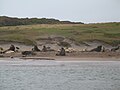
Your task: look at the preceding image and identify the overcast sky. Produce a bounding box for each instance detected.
[0,0,120,23]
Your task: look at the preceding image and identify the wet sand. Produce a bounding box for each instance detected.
[0,51,120,61]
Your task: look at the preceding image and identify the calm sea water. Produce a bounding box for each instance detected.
[0,58,120,90]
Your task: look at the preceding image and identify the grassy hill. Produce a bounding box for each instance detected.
[0,23,120,46]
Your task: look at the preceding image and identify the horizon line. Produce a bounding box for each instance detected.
[0,15,120,24]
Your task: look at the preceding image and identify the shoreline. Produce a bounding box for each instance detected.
[0,43,120,61]
[0,56,120,61]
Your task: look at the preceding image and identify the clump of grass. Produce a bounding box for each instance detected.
[0,23,120,46]
[104,33,120,38]
[109,40,120,46]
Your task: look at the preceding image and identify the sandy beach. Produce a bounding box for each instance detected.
[0,42,120,61]
[0,52,120,61]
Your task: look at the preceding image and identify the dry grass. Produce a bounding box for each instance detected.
[0,23,120,45]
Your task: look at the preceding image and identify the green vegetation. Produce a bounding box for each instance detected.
[0,22,120,46]
[0,16,83,26]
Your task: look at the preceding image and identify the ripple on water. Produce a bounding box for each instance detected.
[0,60,120,90]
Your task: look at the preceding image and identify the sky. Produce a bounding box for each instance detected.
[0,0,120,23]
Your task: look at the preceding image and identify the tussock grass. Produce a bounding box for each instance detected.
[0,23,120,46]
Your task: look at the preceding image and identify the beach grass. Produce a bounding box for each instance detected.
[0,23,120,45]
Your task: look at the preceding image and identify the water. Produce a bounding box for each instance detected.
[0,58,120,90]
